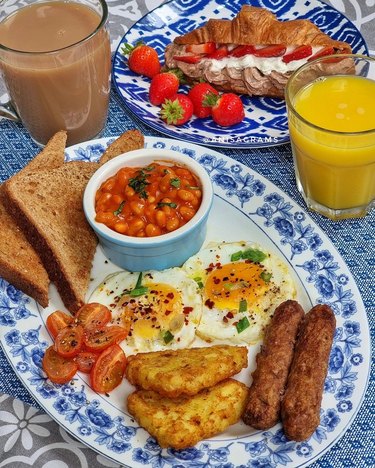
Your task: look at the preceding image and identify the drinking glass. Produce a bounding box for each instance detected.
[0,0,111,146]
[285,54,375,220]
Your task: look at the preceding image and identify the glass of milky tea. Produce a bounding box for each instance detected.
[0,0,111,146]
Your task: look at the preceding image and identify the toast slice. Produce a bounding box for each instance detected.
[0,131,67,307]
[2,130,144,313]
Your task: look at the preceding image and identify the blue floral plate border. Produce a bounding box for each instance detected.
[112,0,368,149]
[0,137,370,467]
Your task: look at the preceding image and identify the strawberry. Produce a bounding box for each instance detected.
[282,45,312,63]
[208,45,229,60]
[161,94,194,125]
[122,42,161,78]
[254,44,286,57]
[230,45,256,58]
[149,70,182,106]
[205,92,245,127]
[186,42,216,54]
[173,54,202,64]
[188,82,219,118]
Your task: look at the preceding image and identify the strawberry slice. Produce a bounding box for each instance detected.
[282,45,312,63]
[254,44,286,57]
[208,45,229,60]
[186,42,216,54]
[230,45,256,57]
[173,54,202,64]
[308,46,335,62]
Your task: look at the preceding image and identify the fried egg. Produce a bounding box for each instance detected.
[182,241,296,344]
[89,268,202,353]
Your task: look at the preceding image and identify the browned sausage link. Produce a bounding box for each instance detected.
[242,300,304,429]
[281,304,336,441]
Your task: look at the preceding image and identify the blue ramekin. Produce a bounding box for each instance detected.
[83,148,214,271]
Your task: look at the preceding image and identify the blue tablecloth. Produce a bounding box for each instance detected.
[0,1,374,467]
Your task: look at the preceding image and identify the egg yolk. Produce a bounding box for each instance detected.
[204,262,268,310]
[119,282,183,340]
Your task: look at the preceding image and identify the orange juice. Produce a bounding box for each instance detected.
[288,75,375,217]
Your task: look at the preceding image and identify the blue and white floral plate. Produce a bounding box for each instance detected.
[112,0,368,149]
[0,137,370,468]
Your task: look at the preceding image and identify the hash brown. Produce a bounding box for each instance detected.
[126,344,248,398]
[127,378,249,449]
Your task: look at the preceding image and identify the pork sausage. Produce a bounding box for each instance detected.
[281,304,336,441]
[242,300,304,429]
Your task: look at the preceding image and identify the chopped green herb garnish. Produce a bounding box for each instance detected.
[157,202,177,208]
[128,169,150,199]
[239,299,247,312]
[163,330,174,344]
[236,316,250,334]
[260,271,272,283]
[129,272,149,297]
[113,200,125,216]
[170,177,180,188]
[230,251,242,262]
[194,277,204,289]
[224,283,234,290]
[230,248,267,263]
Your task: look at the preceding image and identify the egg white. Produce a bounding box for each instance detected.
[182,241,296,344]
[89,268,202,353]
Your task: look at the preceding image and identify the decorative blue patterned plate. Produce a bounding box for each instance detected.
[112,0,368,149]
[0,137,370,467]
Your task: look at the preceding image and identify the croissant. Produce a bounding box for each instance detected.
[164,6,352,98]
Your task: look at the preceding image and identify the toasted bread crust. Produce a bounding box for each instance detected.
[0,131,67,307]
[2,130,144,313]
[174,6,351,52]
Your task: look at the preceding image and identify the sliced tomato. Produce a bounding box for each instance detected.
[230,45,256,57]
[75,351,99,374]
[208,45,229,60]
[173,54,202,64]
[91,344,127,393]
[308,46,335,62]
[46,310,73,338]
[83,325,129,352]
[42,346,78,384]
[254,44,286,57]
[75,302,112,331]
[54,324,84,358]
[282,45,312,63]
[186,42,216,54]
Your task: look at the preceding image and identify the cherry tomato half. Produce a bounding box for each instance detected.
[54,324,84,358]
[46,310,73,338]
[83,325,128,352]
[91,344,127,393]
[75,302,112,331]
[75,351,99,374]
[42,346,78,384]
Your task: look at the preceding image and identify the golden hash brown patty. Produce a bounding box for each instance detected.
[127,378,249,449]
[125,345,248,398]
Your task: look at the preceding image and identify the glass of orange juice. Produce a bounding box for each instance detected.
[285,54,375,220]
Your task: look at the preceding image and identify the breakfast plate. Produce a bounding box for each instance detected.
[112,0,368,149]
[0,136,370,467]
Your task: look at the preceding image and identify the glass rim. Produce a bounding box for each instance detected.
[0,0,108,55]
[285,53,375,137]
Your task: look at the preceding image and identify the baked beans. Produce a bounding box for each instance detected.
[95,162,202,237]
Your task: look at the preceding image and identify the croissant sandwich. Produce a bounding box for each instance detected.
[164,6,352,98]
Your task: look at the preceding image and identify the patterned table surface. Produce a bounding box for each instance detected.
[0,1,374,467]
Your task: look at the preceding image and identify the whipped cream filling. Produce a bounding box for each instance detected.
[201,46,323,75]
